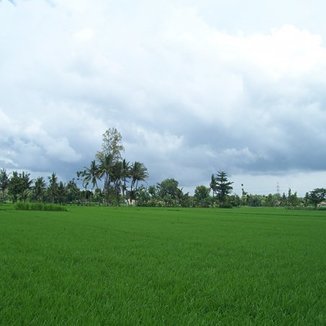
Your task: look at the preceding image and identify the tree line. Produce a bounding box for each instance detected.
[0,128,325,208]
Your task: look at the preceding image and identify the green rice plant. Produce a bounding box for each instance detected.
[0,207,326,325]
[14,202,67,211]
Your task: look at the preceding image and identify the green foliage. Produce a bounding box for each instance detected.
[129,161,148,200]
[210,171,233,207]
[0,169,9,201]
[65,179,81,203]
[308,188,326,208]
[32,177,46,202]
[246,194,263,207]
[1,127,324,209]
[286,188,301,207]
[77,160,99,190]
[8,171,32,202]
[157,178,184,206]
[98,128,124,161]
[194,185,211,207]
[14,202,67,211]
[47,172,59,203]
[0,207,326,325]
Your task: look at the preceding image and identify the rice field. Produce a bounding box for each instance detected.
[0,205,326,325]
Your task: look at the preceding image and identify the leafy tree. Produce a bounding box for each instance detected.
[304,192,310,207]
[47,173,59,203]
[121,159,131,199]
[0,169,9,201]
[179,192,193,207]
[280,193,287,206]
[157,178,183,206]
[287,188,300,207]
[308,188,326,208]
[32,177,46,202]
[93,188,104,204]
[97,128,124,162]
[110,160,124,204]
[8,171,32,202]
[148,185,158,198]
[129,161,148,202]
[57,181,66,204]
[228,194,241,207]
[65,179,80,203]
[264,193,280,207]
[78,160,99,191]
[134,185,151,206]
[96,153,114,203]
[210,174,217,200]
[210,171,233,207]
[194,185,211,207]
[95,128,124,204]
[247,194,263,207]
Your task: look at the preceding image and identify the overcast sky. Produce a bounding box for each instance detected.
[1,0,326,195]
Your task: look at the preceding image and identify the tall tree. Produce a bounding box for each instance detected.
[57,181,66,204]
[110,160,124,204]
[308,188,326,208]
[97,128,124,163]
[32,177,46,202]
[96,153,114,203]
[77,160,99,191]
[95,128,124,204]
[210,171,233,207]
[8,171,32,202]
[157,178,183,207]
[129,162,148,201]
[65,179,80,203]
[47,173,59,203]
[121,159,131,199]
[0,169,9,201]
[210,174,217,200]
[194,185,211,207]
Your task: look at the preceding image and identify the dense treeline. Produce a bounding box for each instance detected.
[0,129,325,208]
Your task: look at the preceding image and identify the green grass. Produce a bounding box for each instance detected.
[0,206,326,325]
[14,202,68,211]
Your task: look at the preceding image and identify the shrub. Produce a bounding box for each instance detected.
[15,202,67,211]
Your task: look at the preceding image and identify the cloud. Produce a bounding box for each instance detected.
[1,0,326,193]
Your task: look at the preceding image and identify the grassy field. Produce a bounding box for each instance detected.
[0,205,326,325]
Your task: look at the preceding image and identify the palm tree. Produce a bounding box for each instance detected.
[96,153,114,203]
[33,177,46,202]
[110,160,124,204]
[129,162,148,202]
[210,174,217,199]
[77,160,99,191]
[48,173,59,203]
[121,159,131,200]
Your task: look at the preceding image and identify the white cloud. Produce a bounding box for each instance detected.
[1,0,326,193]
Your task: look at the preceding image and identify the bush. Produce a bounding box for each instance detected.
[15,202,67,212]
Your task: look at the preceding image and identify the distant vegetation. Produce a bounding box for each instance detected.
[14,202,67,211]
[0,128,325,208]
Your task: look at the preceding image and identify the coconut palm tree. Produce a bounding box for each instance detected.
[121,159,131,200]
[129,162,148,202]
[96,153,114,203]
[78,160,99,191]
[47,173,59,203]
[33,177,46,202]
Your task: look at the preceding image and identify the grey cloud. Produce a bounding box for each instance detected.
[1,0,326,193]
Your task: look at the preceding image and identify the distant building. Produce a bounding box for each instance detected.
[318,201,326,208]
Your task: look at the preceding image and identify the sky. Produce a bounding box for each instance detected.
[1,0,326,195]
